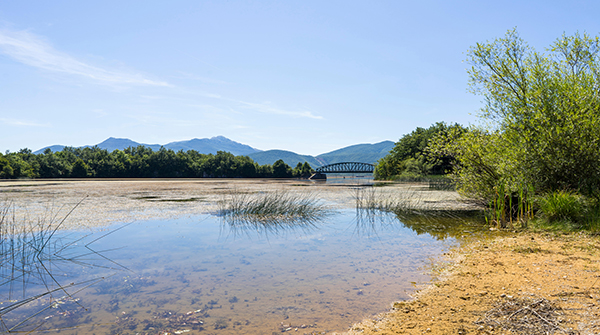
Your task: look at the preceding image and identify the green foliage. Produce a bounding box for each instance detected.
[272,159,292,178]
[0,146,296,179]
[459,29,600,198]
[292,162,314,178]
[538,190,583,223]
[430,29,600,230]
[71,159,91,178]
[375,122,466,180]
[248,150,322,168]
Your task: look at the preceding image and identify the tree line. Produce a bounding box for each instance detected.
[0,146,314,179]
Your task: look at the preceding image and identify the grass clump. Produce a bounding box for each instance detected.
[530,191,600,232]
[217,190,330,234]
[538,190,583,223]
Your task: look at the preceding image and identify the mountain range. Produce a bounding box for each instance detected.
[35,137,395,167]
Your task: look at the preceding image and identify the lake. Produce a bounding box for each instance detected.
[0,180,484,334]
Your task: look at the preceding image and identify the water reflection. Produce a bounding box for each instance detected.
[394,209,487,240]
[352,207,486,240]
[219,213,323,238]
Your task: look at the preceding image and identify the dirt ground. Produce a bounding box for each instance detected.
[3,179,599,334]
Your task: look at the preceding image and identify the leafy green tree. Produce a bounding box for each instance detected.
[375,122,465,179]
[441,29,600,201]
[0,143,305,180]
[71,159,91,178]
[0,154,13,178]
[272,159,292,178]
[292,162,314,178]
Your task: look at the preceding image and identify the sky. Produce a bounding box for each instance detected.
[1,1,600,156]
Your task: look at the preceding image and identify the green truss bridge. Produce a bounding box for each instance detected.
[309,162,375,180]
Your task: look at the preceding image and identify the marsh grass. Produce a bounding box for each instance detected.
[538,190,583,223]
[217,189,331,236]
[485,183,535,230]
[528,191,600,232]
[0,200,124,332]
[352,186,487,240]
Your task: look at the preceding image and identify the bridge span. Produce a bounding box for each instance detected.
[309,162,374,180]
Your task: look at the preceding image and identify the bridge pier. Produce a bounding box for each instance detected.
[308,172,327,180]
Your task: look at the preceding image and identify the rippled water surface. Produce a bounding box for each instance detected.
[1,208,475,334]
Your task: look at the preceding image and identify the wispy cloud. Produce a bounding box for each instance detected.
[0,29,170,87]
[175,71,230,85]
[0,117,50,127]
[239,101,323,119]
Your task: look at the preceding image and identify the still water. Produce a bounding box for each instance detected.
[0,208,480,334]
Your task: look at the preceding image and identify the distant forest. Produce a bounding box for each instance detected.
[0,146,314,179]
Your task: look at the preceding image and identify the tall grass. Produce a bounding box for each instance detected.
[486,183,534,229]
[532,190,600,231]
[217,190,331,235]
[538,190,583,223]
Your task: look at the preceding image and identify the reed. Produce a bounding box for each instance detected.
[352,186,487,239]
[352,185,440,214]
[486,184,534,229]
[0,200,121,332]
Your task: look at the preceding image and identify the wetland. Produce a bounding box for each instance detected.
[5,179,598,334]
[0,178,479,334]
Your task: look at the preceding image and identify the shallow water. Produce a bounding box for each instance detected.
[0,209,481,334]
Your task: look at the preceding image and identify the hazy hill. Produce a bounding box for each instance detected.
[316,141,394,165]
[164,136,259,155]
[95,138,162,152]
[248,141,394,167]
[247,150,323,167]
[33,137,394,169]
[34,136,261,156]
[36,145,66,153]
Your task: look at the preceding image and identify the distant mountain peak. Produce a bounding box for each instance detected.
[34,136,261,156]
[33,137,393,166]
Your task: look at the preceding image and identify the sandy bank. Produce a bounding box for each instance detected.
[342,232,600,334]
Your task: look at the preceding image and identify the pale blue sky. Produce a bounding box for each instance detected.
[1,1,599,155]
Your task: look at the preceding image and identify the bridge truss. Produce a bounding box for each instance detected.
[314,162,375,174]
